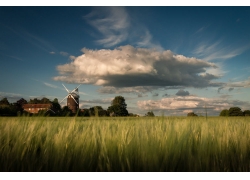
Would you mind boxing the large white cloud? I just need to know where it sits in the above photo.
[54,45,220,89]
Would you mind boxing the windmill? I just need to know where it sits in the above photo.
[60,84,81,113]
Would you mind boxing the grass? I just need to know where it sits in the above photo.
[0,116,250,171]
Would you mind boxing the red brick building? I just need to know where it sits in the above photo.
[23,104,52,114]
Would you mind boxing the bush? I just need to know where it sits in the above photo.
[187,112,198,117]
[228,107,244,116]
[220,109,229,116]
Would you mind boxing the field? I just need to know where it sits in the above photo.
[0,116,250,172]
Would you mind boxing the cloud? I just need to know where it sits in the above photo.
[69,55,76,60]
[44,82,58,89]
[0,91,23,103]
[79,98,113,109]
[54,45,220,90]
[136,29,163,51]
[60,51,69,56]
[84,7,129,47]
[193,40,249,62]
[98,86,157,95]
[162,93,169,97]
[137,96,250,116]
[228,87,234,92]
[50,51,55,54]
[176,89,190,96]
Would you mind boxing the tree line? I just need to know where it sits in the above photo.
[0,96,140,117]
[220,107,250,116]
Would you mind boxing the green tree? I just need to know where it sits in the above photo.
[107,104,128,116]
[243,110,250,116]
[0,98,10,106]
[187,112,198,117]
[145,111,155,117]
[111,96,127,109]
[52,98,61,114]
[220,109,229,116]
[228,107,243,116]
[89,106,108,117]
[61,106,73,116]
[107,96,129,116]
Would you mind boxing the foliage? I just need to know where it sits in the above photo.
[107,104,128,116]
[145,111,155,117]
[228,107,244,116]
[89,106,108,117]
[28,97,51,104]
[60,106,73,116]
[108,96,128,116]
[0,98,10,106]
[187,112,198,117]
[243,110,250,116]
[129,113,139,117]
[111,96,127,109]
[220,109,229,116]
[51,98,61,114]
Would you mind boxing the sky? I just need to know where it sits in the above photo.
[1,3,250,116]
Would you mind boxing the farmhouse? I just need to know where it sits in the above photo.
[23,104,52,114]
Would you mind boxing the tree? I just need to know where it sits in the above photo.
[187,112,198,117]
[145,111,155,117]
[52,98,61,114]
[243,110,250,116]
[0,98,10,106]
[228,107,243,116]
[61,106,73,116]
[111,96,127,109]
[107,104,128,117]
[220,109,229,116]
[107,96,128,116]
[89,106,108,117]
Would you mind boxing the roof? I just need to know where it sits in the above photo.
[23,104,52,108]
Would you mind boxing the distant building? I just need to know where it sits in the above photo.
[23,104,52,114]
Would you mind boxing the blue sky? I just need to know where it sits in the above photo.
[1,4,250,116]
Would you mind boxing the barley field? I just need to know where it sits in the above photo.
[0,116,249,172]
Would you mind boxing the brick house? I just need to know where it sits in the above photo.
[22,104,52,114]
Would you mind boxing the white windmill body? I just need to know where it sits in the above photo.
[60,84,81,113]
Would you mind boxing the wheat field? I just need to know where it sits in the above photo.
[0,116,249,171]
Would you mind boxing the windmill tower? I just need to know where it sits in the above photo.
[60,84,81,113]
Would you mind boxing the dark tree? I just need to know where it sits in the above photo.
[0,98,10,106]
[107,104,128,116]
[228,107,244,116]
[220,109,229,116]
[145,111,155,117]
[89,106,108,117]
[61,106,73,116]
[52,98,61,114]
[107,96,128,116]
[111,96,127,109]
[187,112,198,117]
[243,110,250,116]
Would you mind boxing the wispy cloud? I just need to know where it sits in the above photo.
[60,51,69,56]
[136,30,163,51]
[1,23,55,53]
[84,7,130,47]
[84,7,162,50]
[0,53,23,61]
[44,82,58,89]
[193,40,249,61]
